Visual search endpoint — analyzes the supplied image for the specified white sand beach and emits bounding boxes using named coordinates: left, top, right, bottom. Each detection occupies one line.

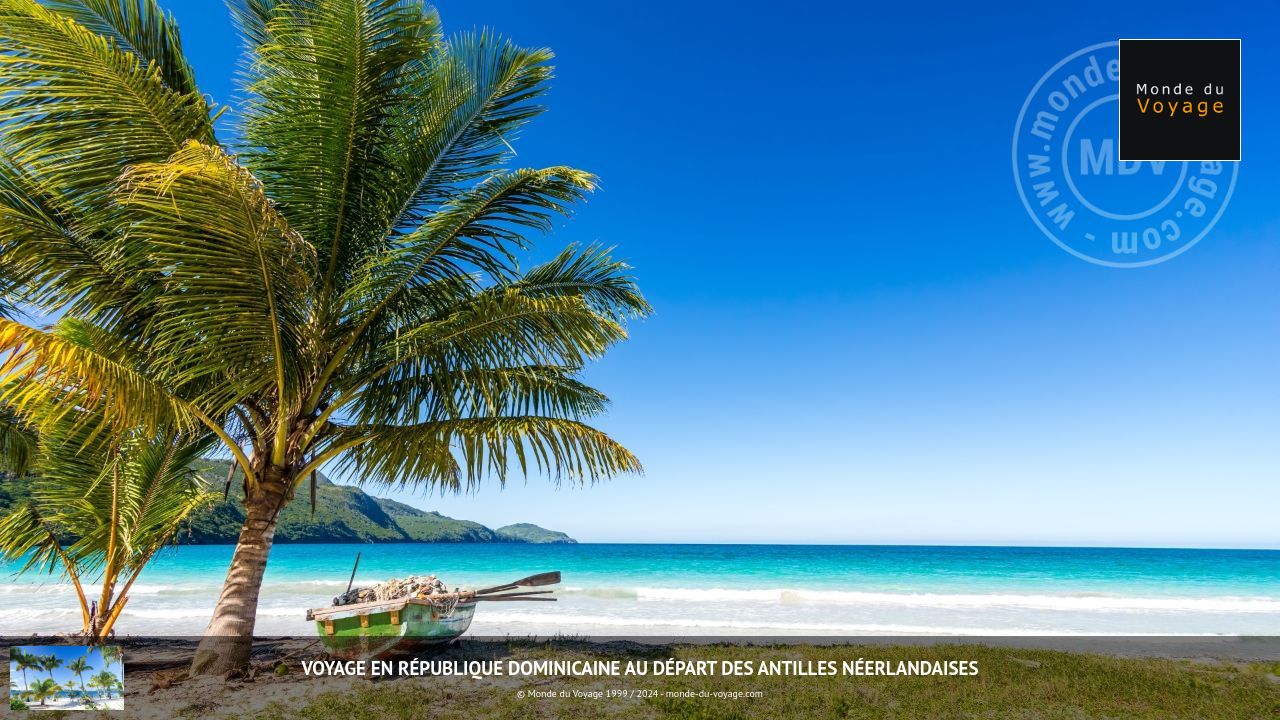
left=22, top=696, right=124, bottom=711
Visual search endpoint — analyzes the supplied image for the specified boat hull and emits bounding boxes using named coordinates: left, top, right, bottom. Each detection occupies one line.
left=313, top=599, right=476, bottom=659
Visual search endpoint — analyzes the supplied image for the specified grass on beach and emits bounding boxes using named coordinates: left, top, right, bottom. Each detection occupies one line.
left=231, top=642, right=1280, bottom=720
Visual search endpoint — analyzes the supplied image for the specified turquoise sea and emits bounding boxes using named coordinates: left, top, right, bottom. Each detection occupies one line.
left=2, top=544, right=1278, bottom=636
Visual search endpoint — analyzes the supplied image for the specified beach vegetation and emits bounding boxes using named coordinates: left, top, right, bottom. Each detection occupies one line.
left=0, top=0, right=645, bottom=674
left=100, top=646, right=122, bottom=668
left=9, top=647, right=39, bottom=695
left=89, top=670, right=121, bottom=700
left=37, top=653, right=60, bottom=682
left=27, top=678, right=59, bottom=707
left=0, top=416, right=217, bottom=641
left=67, top=656, right=93, bottom=699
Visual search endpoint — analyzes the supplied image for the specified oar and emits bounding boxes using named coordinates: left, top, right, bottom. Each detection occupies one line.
left=474, top=571, right=561, bottom=596
left=473, top=590, right=554, bottom=599
left=474, top=595, right=557, bottom=602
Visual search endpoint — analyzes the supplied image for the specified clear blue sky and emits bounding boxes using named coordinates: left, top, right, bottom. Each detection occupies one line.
left=9, top=646, right=120, bottom=692
left=165, top=1, right=1277, bottom=547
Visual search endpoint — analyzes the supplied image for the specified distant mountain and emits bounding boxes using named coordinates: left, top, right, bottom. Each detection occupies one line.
left=0, top=462, right=575, bottom=545
left=496, top=523, right=577, bottom=544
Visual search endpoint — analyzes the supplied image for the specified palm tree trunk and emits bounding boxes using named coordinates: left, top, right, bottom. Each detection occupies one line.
left=189, top=467, right=293, bottom=675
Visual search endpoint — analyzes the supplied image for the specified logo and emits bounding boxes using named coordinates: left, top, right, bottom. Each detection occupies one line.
left=1119, top=39, right=1240, bottom=161
left=1012, top=42, right=1237, bottom=267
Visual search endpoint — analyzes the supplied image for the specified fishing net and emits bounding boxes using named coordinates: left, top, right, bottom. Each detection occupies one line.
left=332, top=574, right=449, bottom=606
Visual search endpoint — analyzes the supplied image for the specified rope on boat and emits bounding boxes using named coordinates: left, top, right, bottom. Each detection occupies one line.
left=433, top=593, right=459, bottom=618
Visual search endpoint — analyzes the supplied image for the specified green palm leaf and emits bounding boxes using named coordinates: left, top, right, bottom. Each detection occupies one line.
left=42, top=0, right=202, bottom=96
left=115, top=142, right=317, bottom=409
left=236, top=0, right=441, bottom=299
left=0, top=400, right=34, bottom=474
left=0, top=0, right=213, bottom=203
left=335, top=415, right=640, bottom=492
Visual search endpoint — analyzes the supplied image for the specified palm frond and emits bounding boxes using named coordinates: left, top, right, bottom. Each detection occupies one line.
left=380, top=29, right=555, bottom=236
left=0, top=502, right=64, bottom=576
left=0, top=317, right=191, bottom=436
left=511, top=244, right=653, bottom=321
left=0, top=399, right=36, bottom=475
left=41, top=0, right=203, bottom=96
left=335, top=415, right=641, bottom=493
left=236, top=0, right=441, bottom=299
left=0, top=150, right=124, bottom=317
left=342, top=291, right=626, bottom=425
left=47, top=429, right=216, bottom=572
left=0, top=0, right=213, bottom=206
left=115, top=141, right=316, bottom=406
left=339, top=166, right=599, bottom=341
left=225, top=0, right=286, bottom=49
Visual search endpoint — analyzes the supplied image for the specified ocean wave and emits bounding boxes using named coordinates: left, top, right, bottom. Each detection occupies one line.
left=607, top=588, right=1280, bottom=613
left=126, top=605, right=307, bottom=620
left=0, top=607, right=79, bottom=620
left=0, top=582, right=217, bottom=596
left=124, top=607, right=214, bottom=619
left=0, top=583, right=79, bottom=594
left=0, top=579, right=362, bottom=598
left=6, top=581, right=1277, bottom=626
left=473, top=611, right=1194, bottom=636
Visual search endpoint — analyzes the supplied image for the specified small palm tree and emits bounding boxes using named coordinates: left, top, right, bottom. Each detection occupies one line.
left=10, top=648, right=38, bottom=694
left=89, top=671, right=119, bottom=700
left=38, top=654, right=61, bottom=683
left=0, top=423, right=216, bottom=640
left=28, top=678, right=59, bottom=707
left=0, top=0, right=647, bottom=675
left=66, top=656, right=92, bottom=699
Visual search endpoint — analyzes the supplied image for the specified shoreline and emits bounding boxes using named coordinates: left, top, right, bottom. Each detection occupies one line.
left=6, top=543, right=1278, bottom=637
left=11, top=697, right=125, bottom=712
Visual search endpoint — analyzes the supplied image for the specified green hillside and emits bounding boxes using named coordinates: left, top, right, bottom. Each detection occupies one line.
left=496, top=523, right=577, bottom=544
left=0, top=463, right=574, bottom=545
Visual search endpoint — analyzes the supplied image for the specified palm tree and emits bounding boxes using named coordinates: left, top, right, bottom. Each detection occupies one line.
left=0, top=419, right=217, bottom=640
left=99, top=646, right=122, bottom=669
left=0, top=0, right=647, bottom=674
left=66, top=656, right=92, bottom=699
left=38, top=654, right=61, bottom=683
left=10, top=648, right=39, bottom=694
left=89, top=671, right=119, bottom=700
left=28, top=678, right=59, bottom=707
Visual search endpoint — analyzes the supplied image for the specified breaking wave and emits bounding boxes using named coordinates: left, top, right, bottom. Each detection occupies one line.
left=554, top=587, right=1280, bottom=613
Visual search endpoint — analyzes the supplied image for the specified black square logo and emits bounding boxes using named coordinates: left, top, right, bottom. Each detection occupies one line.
left=1119, top=39, right=1240, bottom=161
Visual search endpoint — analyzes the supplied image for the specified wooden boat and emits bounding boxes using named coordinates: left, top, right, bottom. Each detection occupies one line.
left=307, top=594, right=478, bottom=659
left=305, top=571, right=559, bottom=659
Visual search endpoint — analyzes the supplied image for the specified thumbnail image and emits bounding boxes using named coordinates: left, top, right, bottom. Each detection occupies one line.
left=8, top=646, right=122, bottom=712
